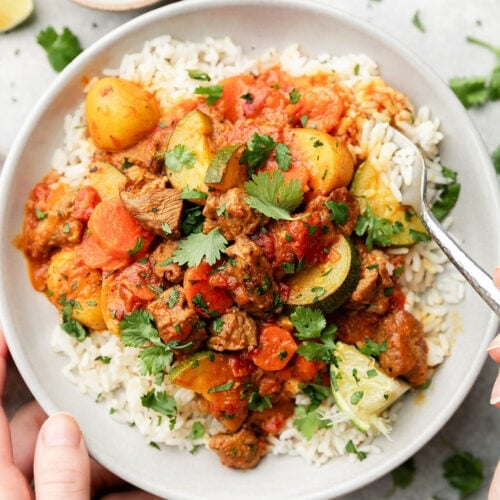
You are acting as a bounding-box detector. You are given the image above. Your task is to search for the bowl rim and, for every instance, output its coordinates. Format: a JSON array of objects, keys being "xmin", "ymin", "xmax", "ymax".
[{"xmin": 1, "ymin": 0, "xmax": 499, "ymax": 498}]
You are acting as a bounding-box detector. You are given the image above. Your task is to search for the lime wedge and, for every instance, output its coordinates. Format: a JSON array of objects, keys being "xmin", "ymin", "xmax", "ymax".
[
  {"xmin": 330, "ymin": 342, "xmax": 409, "ymax": 434},
  {"xmin": 0, "ymin": 0, "xmax": 33, "ymax": 33}
]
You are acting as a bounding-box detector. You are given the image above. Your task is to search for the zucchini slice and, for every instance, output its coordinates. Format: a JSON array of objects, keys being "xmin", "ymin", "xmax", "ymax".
[
  {"xmin": 204, "ymin": 144, "xmax": 247, "ymax": 191},
  {"xmin": 350, "ymin": 160, "xmax": 427, "ymax": 246},
  {"xmin": 285, "ymin": 235, "xmax": 360, "ymax": 313}
]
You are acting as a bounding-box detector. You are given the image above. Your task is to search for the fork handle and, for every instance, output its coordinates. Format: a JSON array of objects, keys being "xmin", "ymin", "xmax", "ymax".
[{"xmin": 420, "ymin": 205, "xmax": 500, "ymax": 316}]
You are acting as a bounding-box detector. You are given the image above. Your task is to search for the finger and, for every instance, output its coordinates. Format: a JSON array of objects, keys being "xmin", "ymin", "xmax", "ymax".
[
  {"xmin": 102, "ymin": 491, "xmax": 162, "ymax": 500},
  {"xmin": 10, "ymin": 401, "xmax": 46, "ymax": 481},
  {"xmin": 90, "ymin": 457, "xmax": 129, "ymax": 495},
  {"xmin": 489, "ymin": 460, "xmax": 500, "ymax": 500},
  {"xmin": 490, "ymin": 370, "xmax": 500, "ymax": 408},
  {"xmin": 34, "ymin": 412, "xmax": 90, "ymax": 500},
  {"xmin": 488, "ymin": 335, "xmax": 500, "ymax": 363},
  {"xmin": 0, "ymin": 329, "xmax": 31, "ymax": 499},
  {"xmin": 494, "ymin": 267, "xmax": 500, "ymax": 288}
]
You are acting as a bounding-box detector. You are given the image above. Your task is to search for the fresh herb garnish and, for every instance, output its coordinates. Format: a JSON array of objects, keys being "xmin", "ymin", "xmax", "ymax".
[
  {"xmin": 165, "ymin": 144, "xmax": 197, "ymax": 172},
  {"xmin": 244, "ymin": 170, "xmax": 303, "ymax": 220},
  {"xmin": 412, "ymin": 10, "xmax": 426, "ymax": 32},
  {"xmin": 431, "ymin": 167, "xmax": 460, "ymax": 221},
  {"xmin": 247, "ymin": 392, "xmax": 272, "ymax": 412},
  {"xmin": 36, "ymin": 26, "xmax": 83, "ymax": 72},
  {"xmin": 35, "ymin": 208, "xmax": 48, "ymax": 220},
  {"xmin": 289, "ymin": 88, "xmax": 301, "ymax": 104},
  {"xmin": 58, "ymin": 295, "xmax": 87, "ymax": 342},
  {"xmin": 127, "ymin": 237, "xmax": 144, "ymax": 257},
  {"xmin": 119, "ymin": 310, "xmax": 190, "ymax": 376},
  {"xmin": 386, "ymin": 457, "xmax": 417, "ymax": 495},
  {"xmin": 302, "ymin": 383, "xmax": 330, "ymax": 411},
  {"xmin": 239, "ymin": 133, "xmax": 292, "ymax": 172},
  {"xmin": 208, "ymin": 380, "xmax": 234, "ymax": 393},
  {"xmin": 179, "ymin": 187, "xmax": 208, "ymax": 201},
  {"xmin": 172, "ymin": 228, "xmax": 228, "ymax": 267},
  {"xmin": 354, "ymin": 203, "xmax": 403, "ymax": 250},
  {"xmin": 141, "ymin": 389, "xmax": 177, "ymax": 429},
  {"xmin": 442, "ymin": 450, "xmax": 484, "ymax": 498},
  {"xmin": 189, "ymin": 421, "xmax": 205, "ymax": 440},
  {"xmin": 187, "ymin": 69, "xmax": 211, "ymax": 81},
  {"xmin": 345, "ymin": 440, "xmax": 368, "ymax": 461},
  {"xmin": 293, "ymin": 405, "xmax": 332, "ymax": 440},
  {"xmin": 181, "ymin": 203, "xmax": 204, "ymax": 235},
  {"xmin": 492, "ymin": 146, "xmax": 500, "ymax": 174},
  {"xmin": 359, "ymin": 338, "xmax": 387, "ymax": 357},
  {"xmin": 194, "ymin": 84, "xmax": 223, "ymax": 105},
  {"xmin": 291, "ymin": 306, "xmax": 338, "ymax": 365},
  {"xmin": 325, "ymin": 200, "xmax": 349, "ymax": 225}
]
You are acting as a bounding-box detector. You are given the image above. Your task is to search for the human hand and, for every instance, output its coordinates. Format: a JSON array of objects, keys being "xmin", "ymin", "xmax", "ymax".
[{"xmin": 0, "ymin": 329, "xmax": 160, "ymax": 499}]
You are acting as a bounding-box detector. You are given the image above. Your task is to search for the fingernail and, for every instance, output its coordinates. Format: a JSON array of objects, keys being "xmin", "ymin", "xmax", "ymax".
[
  {"xmin": 487, "ymin": 336, "xmax": 500, "ymax": 353},
  {"xmin": 43, "ymin": 412, "xmax": 81, "ymax": 447}
]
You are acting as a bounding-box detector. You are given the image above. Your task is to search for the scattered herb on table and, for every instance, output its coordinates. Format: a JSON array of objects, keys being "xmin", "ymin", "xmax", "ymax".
[
  {"xmin": 442, "ymin": 449, "xmax": 484, "ymax": 498},
  {"xmin": 36, "ymin": 26, "xmax": 83, "ymax": 72},
  {"xmin": 412, "ymin": 10, "xmax": 426, "ymax": 33},
  {"xmin": 492, "ymin": 146, "xmax": 500, "ymax": 174},
  {"xmin": 385, "ymin": 457, "xmax": 417, "ymax": 496}
]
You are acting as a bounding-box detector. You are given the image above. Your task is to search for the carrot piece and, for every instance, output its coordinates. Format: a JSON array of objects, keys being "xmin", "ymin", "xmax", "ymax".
[
  {"xmin": 292, "ymin": 355, "xmax": 325, "ymax": 382},
  {"xmin": 87, "ymin": 199, "xmax": 153, "ymax": 259},
  {"xmin": 184, "ymin": 262, "xmax": 233, "ymax": 317},
  {"xmin": 77, "ymin": 234, "xmax": 129, "ymax": 272},
  {"xmin": 252, "ymin": 325, "xmax": 298, "ymax": 371}
]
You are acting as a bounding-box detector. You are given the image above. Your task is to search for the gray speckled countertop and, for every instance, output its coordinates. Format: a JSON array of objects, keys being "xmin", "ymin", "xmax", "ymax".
[{"xmin": 1, "ymin": 0, "xmax": 499, "ymax": 499}]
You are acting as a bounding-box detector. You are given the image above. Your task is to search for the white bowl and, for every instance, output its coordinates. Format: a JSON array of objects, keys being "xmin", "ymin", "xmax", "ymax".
[{"xmin": 1, "ymin": 1, "xmax": 499, "ymax": 498}]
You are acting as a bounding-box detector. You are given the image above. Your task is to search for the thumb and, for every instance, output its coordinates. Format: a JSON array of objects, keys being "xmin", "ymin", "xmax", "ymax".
[{"xmin": 33, "ymin": 412, "xmax": 90, "ymax": 500}]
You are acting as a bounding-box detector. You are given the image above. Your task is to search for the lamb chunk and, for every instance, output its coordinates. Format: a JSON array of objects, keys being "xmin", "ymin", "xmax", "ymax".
[
  {"xmin": 207, "ymin": 307, "xmax": 257, "ymax": 351},
  {"xmin": 209, "ymin": 236, "xmax": 279, "ymax": 317},
  {"xmin": 203, "ymin": 188, "xmax": 267, "ymax": 241},
  {"xmin": 146, "ymin": 286, "xmax": 206, "ymax": 346},
  {"xmin": 374, "ymin": 309, "xmax": 428, "ymax": 387},
  {"xmin": 23, "ymin": 181, "xmax": 85, "ymax": 260},
  {"xmin": 209, "ymin": 429, "xmax": 267, "ymax": 469},
  {"xmin": 150, "ymin": 241, "xmax": 183, "ymax": 284},
  {"xmin": 120, "ymin": 179, "xmax": 182, "ymax": 237}
]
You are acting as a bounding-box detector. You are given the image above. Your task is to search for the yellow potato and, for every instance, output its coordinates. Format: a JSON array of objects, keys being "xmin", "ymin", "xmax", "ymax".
[
  {"xmin": 85, "ymin": 76, "xmax": 160, "ymax": 152},
  {"xmin": 290, "ymin": 128, "xmax": 354, "ymax": 195},
  {"xmin": 47, "ymin": 248, "xmax": 106, "ymax": 331}
]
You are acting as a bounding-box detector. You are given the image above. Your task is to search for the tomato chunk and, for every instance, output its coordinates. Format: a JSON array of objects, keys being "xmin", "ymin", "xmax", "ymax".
[{"xmin": 252, "ymin": 325, "xmax": 298, "ymax": 371}]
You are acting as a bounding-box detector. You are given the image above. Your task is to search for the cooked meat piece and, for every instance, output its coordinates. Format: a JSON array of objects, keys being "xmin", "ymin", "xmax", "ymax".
[
  {"xmin": 150, "ymin": 241, "xmax": 183, "ymax": 284},
  {"xmin": 328, "ymin": 187, "xmax": 360, "ymax": 236},
  {"xmin": 23, "ymin": 181, "xmax": 84, "ymax": 260},
  {"xmin": 96, "ymin": 124, "xmax": 171, "ymax": 173},
  {"xmin": 207, "ymin": 306, "xmax": 257, "ymax": 351},
  {"xmin": 347, "ymin": 241, "xmax": 394, "ymax": 314},
  {"xmin": 120, "ymin": 179, "xmax": 182, "ymax": 237},
  {"xmin": 374, "ymin": 309, "xmax": 428, "ymax": 387},
  {"xmin": 146, "ymin": 286, "xmax": 206, "ymax": 345},
  {"xmin": 209, "ymin": 429, "xmax": 267, "ymax": 469},
  {"xmin": 203, "ymin": 188, "xmax": 267, "ymax": 241},
  {"xmin": 334, "ymin": 309, "xmax": 381, "ymax": 345},
  {"xmin": 209, "ymin": 236, "xmax": 279, "ymax": 317}
]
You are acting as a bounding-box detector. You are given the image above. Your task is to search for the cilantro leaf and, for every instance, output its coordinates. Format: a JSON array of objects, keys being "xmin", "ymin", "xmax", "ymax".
[
  {"xmin": 141, "ymin": 389, "xmax": 177, "ymax": 429},
  {"xmin": 491, "ymin": 146, "xmax": 500, "ymax": 174},
  {"xmin": 59, "ymin": 296, "xmax": 87, "ymax": 341},
  {"xmin": 290, "ymin": 306, "xmax": 327, "ymax": 339},
  {"xmin": 172, "ymin": 228, "xmax": 228, "ymax": 267},
  {"xmin": 466, "ymin": 36, "xmax": 500, "ymax": 59},
  {"xmin": 275, "ymin": 142, "xmax": 292, "ymax": 171},
  {"xmin": 386, "ymin": 457, "xmax": 417, "ymax": 496},
  {"xmin": 240, "ymin": 133, "xmax": 277, "ymax": 171},
  {"xmin": 189, "ymin": 421, "xmax": 205, "ymax": 440},
  {"xmin": 37, "ymin": 26, "xmax": 83, "ymax": 72},
  {"xmin": 345, "ymin": 439, "xmax": 368, "ymax": 461},
  {"xmin": 119, "ymin": 309, "xmax": 160, "ymax": 348},
  {"xmin": 289, "ymin": 88, "xmax": 301, "ymax": 104},
  {"xmin": 449, "ymin": 76, "xmax": 489, "ymax": 108},
  {"xmin": 248, "ymin": 392, "xmax": 273, "ymax": 412},
  {"xmin": 165, "ymin": 144, "xmax": 197, "ymax": 172},
  {"xmin": 244, "ymin": 170, "xmax": 303, "ymax": 220},
  {"xmin": 194, "ymin": 84, "xmax": 223, "ymax": 105},
  {"xmin": 302, "ymin": 383, "xmax": 330, "ymax": 411},
  {"xmin": 359, "ymin": 338, "xmax": 387, "ymax": 357},
  {"xmin": 325, "ymin": 201, "xmax": 349, "ymax": 225},
  {"xmin": 489, "ymin": 65, "xmax": 500, "ymax": 100},
  {"xmin": 431, "ymin": 167, "xmax": 461, "ymax": 221},
  {"xmin": 181, "ymin": 203, "xmax": 204, "ymax": 235},
  {"xmin": 442, "ymin": 451, "xmax": 483, "ymax": 498},
  {"xmin": 293, "ymin": 405, "xmax": 331, "ymax": 440},
  {"xmin": 354, "ymin": 203, "xmax": 403, "ymax": 250}
]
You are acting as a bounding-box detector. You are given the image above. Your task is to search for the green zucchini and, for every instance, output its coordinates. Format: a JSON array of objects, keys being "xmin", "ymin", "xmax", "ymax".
[
  {"xmin": 204, "ymin": 144, "xmax": 247, "ymax": 191},
  {"xmin": 350, "ymin": 161, "xmax": 427, "ymax": 246},
  {"xmin": 285, "ymin": 235, "xmax": 360, "ymax": 313}
]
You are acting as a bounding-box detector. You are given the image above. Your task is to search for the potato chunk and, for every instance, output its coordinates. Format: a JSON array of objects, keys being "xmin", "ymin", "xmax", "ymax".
[
  {"xmin": 47, "ymin": 248, "xmax": 106, "ymax": 330},
  {"xmin": 85, "ymin": 77, "xmax": 160, "ymax": 152}
]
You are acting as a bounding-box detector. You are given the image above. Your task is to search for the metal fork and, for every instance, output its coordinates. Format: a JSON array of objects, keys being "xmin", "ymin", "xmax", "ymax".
[{"xmin": 391, "ymin": 128, "xmax": 500, "ymax": 316}]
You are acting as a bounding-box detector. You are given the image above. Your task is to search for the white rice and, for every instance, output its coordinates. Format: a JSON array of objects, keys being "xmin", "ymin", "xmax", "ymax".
[{"xmin": 50, "ymin": 36, "xmax": 464, "ymax": 466}]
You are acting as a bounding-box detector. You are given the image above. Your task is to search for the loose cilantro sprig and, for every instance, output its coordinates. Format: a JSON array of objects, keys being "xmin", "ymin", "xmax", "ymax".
[
  {"xmin": 37, "ymin": 26, "xmax": 83, "ymax": 72},
  {"xmin": 194, "ymin": 84, "xmax": 223, "ymax": 105},
  {"xmin": 165, "ymin": 144, "xmax": 197, "ymax": 172},
  {"xmin": 354, "ymin": 203, "xmax": 403, "ymax": 250},
  {"xmin": 450, "ymin": 36, "xmax": 500, "ymax": 108},
  {"xmin": 386, "ymin": 457, "xmax": 417, "ymax": 495},
  {"xmin": 442, "ymin": 450, "xmax": 484, "ymax": 498},
  {"xmin": 290, "ymin": 306, "xmax": 338, "ymax": 365},
  {"xmin": 119, "ymin": 310, "xmax": 191, "ymax": 376},
  {"xmin": 172, "ymin": 228, "xmax": 228, "ymax": 267},
  {"xmin": 244, "ymin": 170, "xmax": 303, "ymax": 220},
  {"xmin": 59, "ymin": 296, "xmax": 88, "ymax": 342},
  {"xmin": 293, "ymin": 404, "xmax": 332, "ymax": 440}
]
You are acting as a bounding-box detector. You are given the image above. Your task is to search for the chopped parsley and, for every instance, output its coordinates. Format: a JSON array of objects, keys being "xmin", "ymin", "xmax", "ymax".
[
  {"xmin": 36, "ymin": 26, "xmax": 83, "ymax": 72},
  {"xmin": 189, "ymin": 421, "xmax": 205, "ymax": 440},
  {"xmin": 35, "ymin": 208, "xmax": 48, "ymax": 220},
  {"xmin": 244, "ymin": 170, "xmax": 303, "ymax": 220},
  {"xmin": 58, "ymin": 295, "xmax": 87, "ymax": 342},
  {"xmin": 412, "ymin": 10, "xmax": 426, "ymax": 33},
  {"xmin": 208, "ymin": 380, "xmax": 234, "ymax": 393},
  {"xmin": 172, "ymin": 228, "xmax": 228, "ymax": 267},
  {"xmin": 247, "ymin": 392, "xmax": 272, "ymax": 412},
  {"xmin": 359, "ymin": 338, "xmax": 387, "ymax": 357},
  {"xmin": 345, "ymin": 440, "xmax": 367, "ymax": 461},
  {"xmin": 181, "ymin": 203, "xmax": 204, "ymax": 235},
  {"xmin": 289, "ymin": 88, "xmax": 301, "ymax": 104},
  {"xmin": 239, "ymin": 133, "xmax": 292, "ymax": 173},
  {"xmin": 127, "ymin": 237, "xmax": 144, "ymax": 257}
]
